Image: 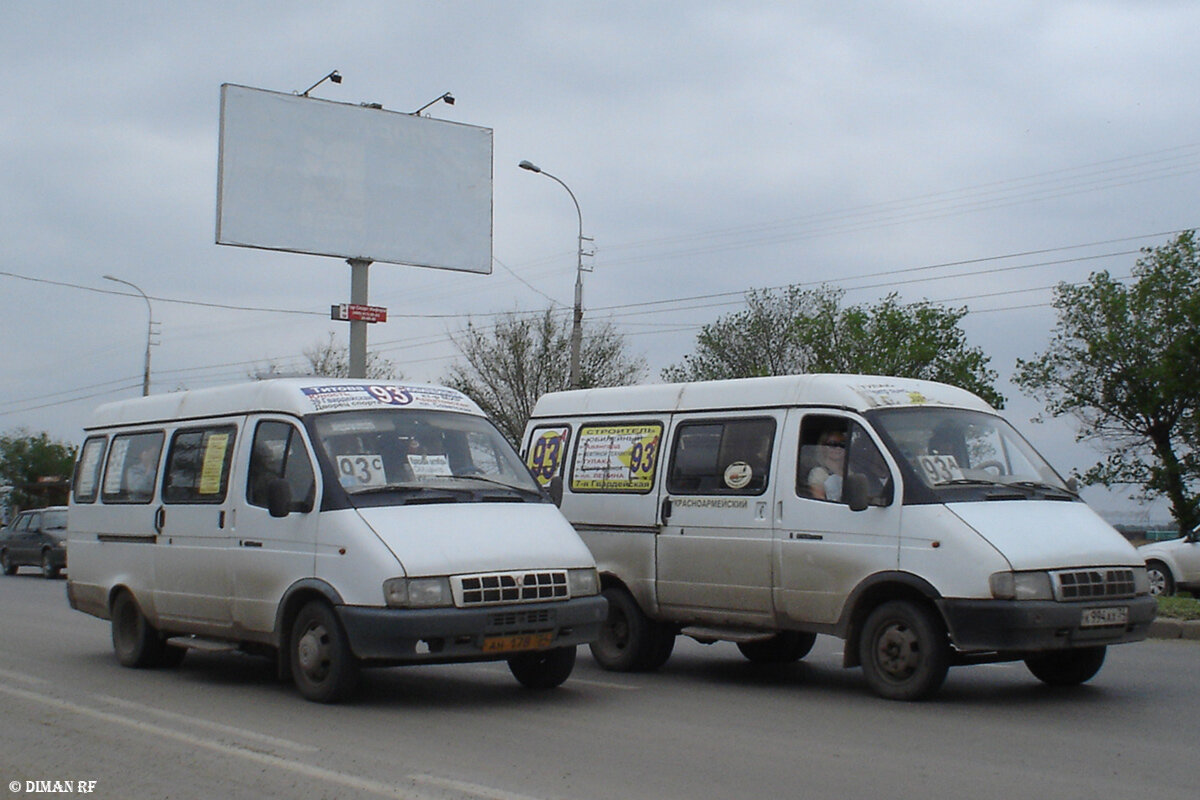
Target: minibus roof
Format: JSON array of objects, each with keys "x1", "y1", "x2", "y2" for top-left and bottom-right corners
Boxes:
[
  {"x1": 84, "y1": 379, "x2": 485, "y2": 429},
  {"x1": 529, "y1": 374, "x2": 994, "y2": 418}
]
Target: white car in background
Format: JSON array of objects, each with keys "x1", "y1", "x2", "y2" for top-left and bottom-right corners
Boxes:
[{"x1": 1140, "y1": 527, "x2": 1200, "y2": 596}]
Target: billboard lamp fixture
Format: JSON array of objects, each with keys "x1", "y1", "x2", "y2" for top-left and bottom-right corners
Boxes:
[
  {"x1": 413, "y1": 92, "x2": 455, "y2": 116},
  {"x1": 300, "y1": 70, "x2": 342, "y2": 97}
]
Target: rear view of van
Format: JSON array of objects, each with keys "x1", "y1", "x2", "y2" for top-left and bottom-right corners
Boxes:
[
  {"x1": 67, "y1": 379, "x2": 605, "y2": 702},
  {"x1": 522, "y1": 374, "x2": 1155, "y2": 700}
]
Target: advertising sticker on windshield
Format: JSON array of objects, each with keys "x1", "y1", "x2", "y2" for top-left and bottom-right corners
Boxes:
[{"x1": 302, "y1": 384, "x2": 477, "y2": 414}]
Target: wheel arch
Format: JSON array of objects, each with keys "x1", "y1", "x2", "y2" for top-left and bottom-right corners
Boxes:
[{"x1": 837, "y1": 572, "x2": 944, "y2": 668}]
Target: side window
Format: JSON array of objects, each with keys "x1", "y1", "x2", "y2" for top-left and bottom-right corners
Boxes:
[
  {"x1": 247, "y1": 421, "x2": 316, "y2": 512},
  {"x1": 666, "y1": 417, "x2": 775, "y2": 496},
  {"x1": 101, "y1": 431, "x2": 164, "y2": 504},
  {"x1": 797, "y1": 416, "x2": 892, "y2": 506},
  {"x1": 526, "y1": 425, "x2": 571, "y2": 487},
  {"x1": 73, "y1": 436, "x2": 108, "y2": 504},
  {"x1": 569, "y1": 422, "x2": 663, "y2": 494},
  {"x1": 163, "y1": 426, "x2": 237, "y2": 505}
]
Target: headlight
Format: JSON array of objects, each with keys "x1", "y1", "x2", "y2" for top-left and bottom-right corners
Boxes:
[
  {"x1": 1132, "y1": 566, "x2": 1150, "y2": 595},
  {"x1": 989, "y1": 571, "x2": 1053, "y2": 600},
  {"x1": 567, "y1": 567, "x2": 600, "y2": 597},
  {"x1": 383, "y1": 577, "x2": 453, "y2": 608}
]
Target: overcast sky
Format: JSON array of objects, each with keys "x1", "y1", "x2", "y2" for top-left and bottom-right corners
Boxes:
[{"x1": 3, "y1": 1, "x2": 1197, "y2": 520}]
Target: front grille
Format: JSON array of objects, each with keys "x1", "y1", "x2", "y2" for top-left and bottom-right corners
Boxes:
[
  {"x1": 1052, "y1": 568, "x2": 1137, "y2": 601},
  {"x1": 453, "y1": 571, "x2": 569, "y2": 607},
  {"x1": 487, "y1": 609, "x2": 556, "y2": 634}
]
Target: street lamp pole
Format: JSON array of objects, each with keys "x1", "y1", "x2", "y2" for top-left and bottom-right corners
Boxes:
[
  {"x1": 103, "y1": 275, "x2": 154, "y2": 396},
  {"x1": 519, "y1": 160, "x2": 586, "y2": 390}
]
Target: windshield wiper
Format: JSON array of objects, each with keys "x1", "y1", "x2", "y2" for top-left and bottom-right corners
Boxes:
[
  {"x1": 1007, "y1": 480, "x2": 1075, "y2": 498},
  {"x1": 451, "y1": 475, "x2": 544, "y2": 499}
]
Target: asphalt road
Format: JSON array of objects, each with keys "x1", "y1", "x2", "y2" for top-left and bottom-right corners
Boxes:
[{"x1": 0, "y1": 573, "x2": 1195, "y2": 800}]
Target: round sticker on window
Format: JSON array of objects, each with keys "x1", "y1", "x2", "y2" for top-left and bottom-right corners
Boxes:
[{"x1": 724, "y1": 461, "x2": 753, "y2": 489}]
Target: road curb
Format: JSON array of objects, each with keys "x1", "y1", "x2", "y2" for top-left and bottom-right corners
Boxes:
[{"x1": 1149, "y1": 618, "x2": 1200, "y2": 640}]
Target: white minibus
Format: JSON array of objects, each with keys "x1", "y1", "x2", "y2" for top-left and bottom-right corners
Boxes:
[
  {"x1": 68, "y1": 379, "x2": 605, "y2": 702},
  {"x1": 521, "y1": 374, "x2": 1155, "y2": 700}
]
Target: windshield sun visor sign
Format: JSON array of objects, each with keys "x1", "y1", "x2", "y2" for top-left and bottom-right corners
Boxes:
[{"x1": 302, "y1": 384, "x2": 478, "y2": 414}]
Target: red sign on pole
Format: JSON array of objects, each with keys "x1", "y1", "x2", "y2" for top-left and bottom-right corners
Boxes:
[{"x1": 331, "y1": 304, "x2": 388, "y2": 323}]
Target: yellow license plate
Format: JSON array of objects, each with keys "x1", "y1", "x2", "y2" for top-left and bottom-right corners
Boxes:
[{"x1": 482, "y1": 632, "x2": 555, "y2": 653}]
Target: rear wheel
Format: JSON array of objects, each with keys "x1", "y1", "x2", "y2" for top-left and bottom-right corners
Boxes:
[
  {"x1": 508, "y1": 646, "x2": 577, "y2": 689},
  {"x1": 1025, "y1": 647, "x2": 1107, "y2": 686},
  {"x1": 590, "y1": 587, "x2": 668, "y2": 671},
  {"x1": 40, "y1": 551, "x2": 61, "y2": 579},
  {"x1": 1, "y1": 551, "x2": 15, "y2": 576},
  {"x1": 111, "y1": 591, "x2": 165, "y2": 668},
  {"x1": 859, "y1": 600, "x2": 950, "y2": 701},
  {"x1": 290, "y1": 601, "x2": 359, "y2": 703},
  {"x1": 737, "y1": 631, "x2": 817, "y2": 663},
  {"x1": 1146, "y1": 561, "x2": 1175, "y2": 597}
]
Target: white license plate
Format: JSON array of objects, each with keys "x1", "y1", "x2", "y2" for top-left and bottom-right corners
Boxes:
[{"x1": 1081, "y1": 607, "x2": 1128, "y2": 628}]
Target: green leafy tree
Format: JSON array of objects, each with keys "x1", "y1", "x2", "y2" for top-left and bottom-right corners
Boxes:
[
  {"x1": 663, "y1": 284, "x2": 1003, "y2": 407},
  {"x1": 0, "y1": 429, "x2": 77, "y2": 512},
  {"x1": 1015, "y1": 231, "x2": 1200, "y2": 532},
  {"x1": 445, "y1": 308, "x2": 646, "y2": 446}
]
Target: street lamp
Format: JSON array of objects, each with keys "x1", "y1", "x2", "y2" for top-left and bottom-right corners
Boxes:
[
  {"x1": 412, "y1": 92, "x2": 455, "y2": 116},
  {"x1": 519, "y1": 160, "x2": 588, "y2": 389},
  {"x1": 103, "y1": 275, "x2": 154, "y2": 396}
]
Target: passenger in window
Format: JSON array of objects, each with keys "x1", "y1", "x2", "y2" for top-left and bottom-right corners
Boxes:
[
  {"x1": 124, "y1": 446, "x2": 158, "y2": 499},
  {"x1": 848, "y1": 434, "x2": 893, "y2": 506},
  {"x1": 808, "y1": 431, "x2": 847, "y2": 501}
]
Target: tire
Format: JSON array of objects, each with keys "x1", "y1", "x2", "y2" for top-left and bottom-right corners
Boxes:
[
  {"x1": 40, "y1": 551, "x2": 61, "y2": 579},
  {"x1": 111, "y1": 591, "x2": 165, "y2": 668},
  {"x1": 589, "y1": 586, "x2": 665, "y2": 672},
  {"x1": 859, "y1": 600, "x2": 950, "y2": 701},
  {"x1": 641, "y1": 626, "x2": 677, "y2": 671},
  {"x1": 1, "y1": 551, "x2": 15, "y2": 576},
  {"x1": 290, "y1": 601, "x2": 359, "y2": 703},
  {"x1": 508, "y1": 646, "x2": 577, "y2": 689},
  {"x1": 1024, "y1": 646, "x2": 1107, "y2": 686},
  {"x1": 1146, "y1": 561, "x2": 1175, "y2": 597},
  {"x1": 737, "y1": 631, "x2": 817, "y2": 663}
]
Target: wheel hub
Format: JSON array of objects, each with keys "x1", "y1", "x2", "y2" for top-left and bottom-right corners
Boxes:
[
  {"x1": 297, "y1": 626, "x2": 328, "y2": 674},
  {"x1": 876, "y1": 623, "x2": 919, "y2": 677}
]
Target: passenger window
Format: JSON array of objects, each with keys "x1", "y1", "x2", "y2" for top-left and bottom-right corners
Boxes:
[
  {"x1": 526, "y1": 425, "x2": 571, "y2": 487},
  {"x1": 569, "y1": 422, "x2": 663, "y2": 494},
  {"x1": 666, "y1": 418, "x2": 775, "y2": 496},
  {"x1": 797, "y1": 417, "x2": 892, "y2": 506},
  {"x1": 101, "y1": 431, "x2": 164, "y2": 504},
  {"x1": 73, "y1": 436, "x2": 108, "y2": 504},
  {"x1": 163, "y1": 426, "x2": 237, "y2": 504},
  {"x1": 247, "y1": 421, "x2": 316, "y2": 512}
]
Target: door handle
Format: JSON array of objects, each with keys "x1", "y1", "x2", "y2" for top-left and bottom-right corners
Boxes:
[
  {"x1": 240, "y1": 540, "x2": 263, "y2": 548},
  {"x1": 154, "y1": 506, "x2": 166, "y2": 534},
  {"x1": 660, "y1": 496, "x2": 673, "y2": 523}
]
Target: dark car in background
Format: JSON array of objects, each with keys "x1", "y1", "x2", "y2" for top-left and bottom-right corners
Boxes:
[{"x1": 1, "y1": 506, "x2": 68, "y2": 578}]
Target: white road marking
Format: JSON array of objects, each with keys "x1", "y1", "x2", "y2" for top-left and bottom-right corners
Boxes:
[
  {"x1": 93, "y1": 693, "x2": 320, "y2": 753},
  {"x1": 0, "y1": 683, "x2": 420, "y2": 799}
]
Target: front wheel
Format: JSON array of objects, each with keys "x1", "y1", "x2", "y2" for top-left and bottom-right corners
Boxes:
[
  {"x1": 290, "y1": 601, "x2": 359, "y2": 703},
  {"x1": 508, "y1": 646, "x2": 577, "y2": 689},
  {"x1": 859, "y1": 600, "x2": 950, "y2": 701},
  {"x1": 1, "y1": 551, "x2": 15, "y2": 576},
  {"x1": 1146, "y1": 561, "x2": 1175, "y2": 597},
  {"x1": 589, "y1": 587, "x2": 669, "y2": 672},
  {"x1": 1025, "y1": 647, "x2": 1106, "y2": 686},
  {"x1": 737, "y1": 631, "x2": 817, "y2": 663}
]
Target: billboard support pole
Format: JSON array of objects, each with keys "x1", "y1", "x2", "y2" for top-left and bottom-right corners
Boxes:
[{"x1": 348, "y1": 258, "x2": 372, "y2": 378}]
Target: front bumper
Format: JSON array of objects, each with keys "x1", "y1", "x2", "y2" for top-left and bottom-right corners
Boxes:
[
  {"x1": 937, "y1": 595, "x2": 1157, "y2": 653},
  {"x1": 338, "y1": 595, "x2": 608, "y2": 665}
]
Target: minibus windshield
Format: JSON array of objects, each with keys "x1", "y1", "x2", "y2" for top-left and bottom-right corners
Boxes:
[
  {"x1": 312, "y1": 409, "x2": 542, "y2": 498},
  {"x1": 867, "y1": 407, "x2": 1070, "y2": 495}
]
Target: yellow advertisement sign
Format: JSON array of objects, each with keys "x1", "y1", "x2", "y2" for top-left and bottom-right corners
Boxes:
[
  {"x1": 198, "y1": 433, "x2": 230, "y2": 495},
  {"x1": 571, "y1": 423, "x2": 662, "y2": 493}
]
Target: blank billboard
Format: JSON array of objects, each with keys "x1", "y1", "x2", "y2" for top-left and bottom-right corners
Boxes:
[{"x1": 216, "y1": 84, "x2": 492, "y2": 273}]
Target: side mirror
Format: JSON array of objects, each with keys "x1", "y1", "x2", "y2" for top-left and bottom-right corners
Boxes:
[
  {"x1": 547, "y1": 475, "x2": 564, "y2": 508},
  {"x1": 844, "y1": 473, "x2": 870, "y2": 512},
  {"x1": 267, "y1": 478, "x2": 293, "y2": 518},
  {"x1": 1066, "y1": 476, "x2": 1079, "y2": 493}
]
